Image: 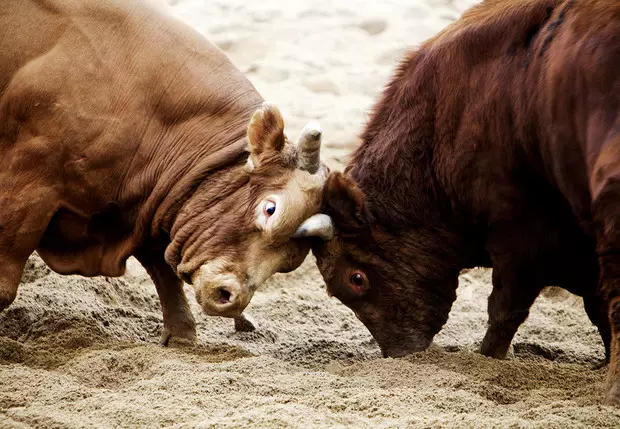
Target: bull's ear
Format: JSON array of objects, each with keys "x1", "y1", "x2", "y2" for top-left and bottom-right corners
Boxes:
[
  {"x1": 323, "y1": 172, "x2": 370, "y2": 230},
  {"x1": 246, "y1": 102, "x2": 285, "y2": 169}
]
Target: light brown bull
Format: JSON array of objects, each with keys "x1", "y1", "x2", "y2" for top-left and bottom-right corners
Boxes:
[{"x1": 0, "y1": 0, "x2": 333, "y2": 344}]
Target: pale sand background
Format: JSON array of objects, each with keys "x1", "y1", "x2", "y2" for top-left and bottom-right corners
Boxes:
[{"x1": 2, "y1": 0, "x2": 620, "y2": 427}]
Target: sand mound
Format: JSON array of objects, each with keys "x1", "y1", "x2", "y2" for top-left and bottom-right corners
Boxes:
[{"x1": 2, "y1": 0, "x2": 620, "y2": 427}]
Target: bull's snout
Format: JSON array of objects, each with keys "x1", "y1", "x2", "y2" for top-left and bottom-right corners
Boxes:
[
  {"x1": 212, "y1": 282, "x2": 243, "y2": 308},
  {"x1": 192, "y1": 264, "x2": 253, "y2": 318},
  {"x1": 216, "y1": 285, "x2": 235, "y2": 305},
  {"x1": 378, "y1": 337, "x2": 433, "y2": 358},
  {"x1": 363, "y1": 321, "x2": 433, "y2": 359},
  {"x1": 198, "y1": 280, "x2": 251, "y2": 317}
]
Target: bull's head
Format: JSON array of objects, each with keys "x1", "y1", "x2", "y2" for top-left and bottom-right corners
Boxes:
[
  {"x1": 311, "y1": 172, "x2": 459, "y2": 357},
  {"x1": 169, "y1": 102, "x2": 333, "y2": 318}
]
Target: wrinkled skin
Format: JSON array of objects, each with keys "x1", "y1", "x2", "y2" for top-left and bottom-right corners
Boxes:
[{"x1": 169, "y1": 103, "x2": 331, "y2": 319}]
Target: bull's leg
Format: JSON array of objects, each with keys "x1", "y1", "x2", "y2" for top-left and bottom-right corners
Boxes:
[
  {"x1": 234, "y1": 313, "x2": 257, "y2": 332},
  {"x1": 606, "y1": 292, "x2": 620, "y2": 405},
  {"x1": 0, "y1": 258, "x2": 26, "y2": 312},
  {"x1": 590, "y1": 125, "x2": 620, "y2": 404},
  {"x1": 596, "y1": 251, "x2": 620, "y2": 405},
  {"x1": 584, "y1": 293, "x2": 611, "y2": 367},
  {"x1": 0, "y1": 134, "x2": 69, "y2": 311},
  {"x1": 135, "y1": 250, "x2": 196, "y2": 346},
  {"x1": 480, "y1": 268, "x2": 543, "y2": 359},
  {"x1": 592, "y1": 183, "x2": 620, "y2": 405},
  {"x1": 0, "y1": 190, "x2": 59, "y2": 312},
  {"x1": 1, "y1": 240, "x2": 50, "y2": 312}
]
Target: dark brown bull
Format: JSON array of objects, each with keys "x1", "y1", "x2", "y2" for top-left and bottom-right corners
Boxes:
[
  {"x1": 0, "y1": 0, "x2": 334, "y2": 344},
  {"x1": 313, "y1": 0, "x2": 620, "y2": 404}
]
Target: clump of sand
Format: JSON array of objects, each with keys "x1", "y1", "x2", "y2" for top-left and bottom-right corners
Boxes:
[{"x1": 2, "y1": 0, "x2": 620, "y2": 427}]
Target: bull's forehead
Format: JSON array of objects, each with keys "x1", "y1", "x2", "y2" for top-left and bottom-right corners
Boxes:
[
  {"x1": 287, "y1": 167, "x2": 325, "y2": 207},
  {"x1": 261, "y1": 167, "x2": 326, "y2": 236}
]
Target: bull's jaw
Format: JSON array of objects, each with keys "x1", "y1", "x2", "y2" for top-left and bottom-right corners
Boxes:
[{"x1": 192, "y1": 258, "x2": 252, "y2": 318}]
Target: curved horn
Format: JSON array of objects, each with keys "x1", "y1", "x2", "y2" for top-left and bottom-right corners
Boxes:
[
  {"x1": 292, "y1": 214, "x2": 334, "y2": 241},
  {"x1": 297, "y1": 121, "x2": 322, "y2": 174}
]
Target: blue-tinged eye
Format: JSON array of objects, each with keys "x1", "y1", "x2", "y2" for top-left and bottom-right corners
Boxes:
[{"x1": 264, "y1": 201, "x2": 276, "y2": 217}]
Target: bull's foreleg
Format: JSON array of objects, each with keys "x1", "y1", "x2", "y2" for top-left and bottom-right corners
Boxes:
[
  {"x1": 234, "y1": 313, "x2": 257, "y2": 332},
  {"x1": 0, "y1": 169, "x2": 59, "y2": 313},
  {"x1": 606, "y1": 292, "x2": 620, "y2": 406},
  {"x1": 135, "y1": 250, "x2": 197, "y2": 346},
  {"x1": 480, "y1": 268, "x2": 543, "y2": 359},
  {"x1": 592, "y1": 182, "x2": 620, "y2": 405},
  {"x1": 0, "y1": 258, "x2": 27, "y2": 313},
  {"x1": 596, "y1": 249, "x2": 620, "y2": 406},
  {"x1": 590, "y1": 128, "x2": 620, "y2": 405},
  {"x1": 584, "y1": 293, "x2": 611, "y2": 367}
]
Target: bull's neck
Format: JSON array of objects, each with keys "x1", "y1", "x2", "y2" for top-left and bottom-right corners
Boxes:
[
  {"x1": 345, "y1": 0, "x2": 564, "y2": 272},
  {"x1": 348, "y1": 52, "x2": 492, "y2": 270},
  {"x1": 350, "y1": 121, "x2": 483, "y2": 272},
  {"x1": 135, "y1": 113, "x2": 254, "y2": 250}
]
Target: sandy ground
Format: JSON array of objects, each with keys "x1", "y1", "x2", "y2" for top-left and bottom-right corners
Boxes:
[{"x1": 2, "y1": 0, "x2": 620, "y2": 427}]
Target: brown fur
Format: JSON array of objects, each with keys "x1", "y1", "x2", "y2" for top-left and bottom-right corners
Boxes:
[
  {"x1": 314, "y1": 0, "x2": 620, "y2": 404},
  {"x1": 0, "y1": 0, "x2": 327, "y2": 343}
]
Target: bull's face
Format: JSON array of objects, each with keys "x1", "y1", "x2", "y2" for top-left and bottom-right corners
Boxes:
[
  {"x1": 312, "y1": 172, "x2": 458, "y2": 357},
  {"x1": 170, "y1": 103, "x2": 334, "y2": 318}
]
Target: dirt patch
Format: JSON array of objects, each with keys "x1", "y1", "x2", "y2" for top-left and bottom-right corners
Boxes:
[{"x1": 2, "y1": 255, "x2": 619, "y2": 428}]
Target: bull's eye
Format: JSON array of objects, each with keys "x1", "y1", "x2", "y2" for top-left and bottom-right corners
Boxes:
[
  {"x1": 351, "y1": 273, "x2": 364, "y2": 286},
  {"x1": 348, "y1": 271, "x2": 366, "y2": 295},
  {"x1": 264, "y1": 201, "x2": 276, "y2": 217}
]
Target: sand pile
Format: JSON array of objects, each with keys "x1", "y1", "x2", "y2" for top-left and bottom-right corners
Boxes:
[{"x1": 2, "y1": 0, "x2": 620, "y2": 427}]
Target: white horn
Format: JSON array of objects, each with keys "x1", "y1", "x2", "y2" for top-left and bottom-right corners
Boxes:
[
  {"x1": 297, "y1": 121, "x2": 322, "y2": 174},
  {"x1": 293, "y1": 214, "x2": 334, "y2": 241}
]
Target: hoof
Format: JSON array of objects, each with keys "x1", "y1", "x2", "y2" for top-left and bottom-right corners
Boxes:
[
  {"x1": 0, "y1": 299, "x2": 13, "y2": 313},
  {"x1": 479, "y1": 343, "x2": 511, "y2": 360},
  {"x1": 591, "y1": 357, "x2": 609, "y2": 370},
  {"x1": 605, "y1": 392, "x2": 620, "y2": 407},
  {"x1": 166, "y1": 337, "x2": 196, "y2": 349},
  {"x1": 234, "y1": 314, "x2": 258, "y2": 332},
  {"x1": 605, "y1": 377, "x2": 620, "y2": 407},
  {"x1": 159, "y1": 327, "x2": 197, "y2": 347},
  {"x1": 0, "y1": 291, "x2": 16, "y2": 313}
]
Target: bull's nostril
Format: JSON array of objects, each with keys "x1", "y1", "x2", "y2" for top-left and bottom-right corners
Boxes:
[{"x1": 218, "y1": 287, "x2": 233, "y2": 304}]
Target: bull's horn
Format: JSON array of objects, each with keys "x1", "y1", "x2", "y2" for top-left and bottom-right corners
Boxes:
[
  {"x1": 293, "y1": 214, "x2": 334, "y2": 241},
  {"x1": 297, "y1": 121, "x2": 322, "y2": 174}
]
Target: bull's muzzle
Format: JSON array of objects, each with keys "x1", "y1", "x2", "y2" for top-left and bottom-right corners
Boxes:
[
  {"x1": 377, "y1": 336, "x2": 433, "y2": 358},
  {"x1": 192, "y1": 265, "x2": 253, "y2": 318}
]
